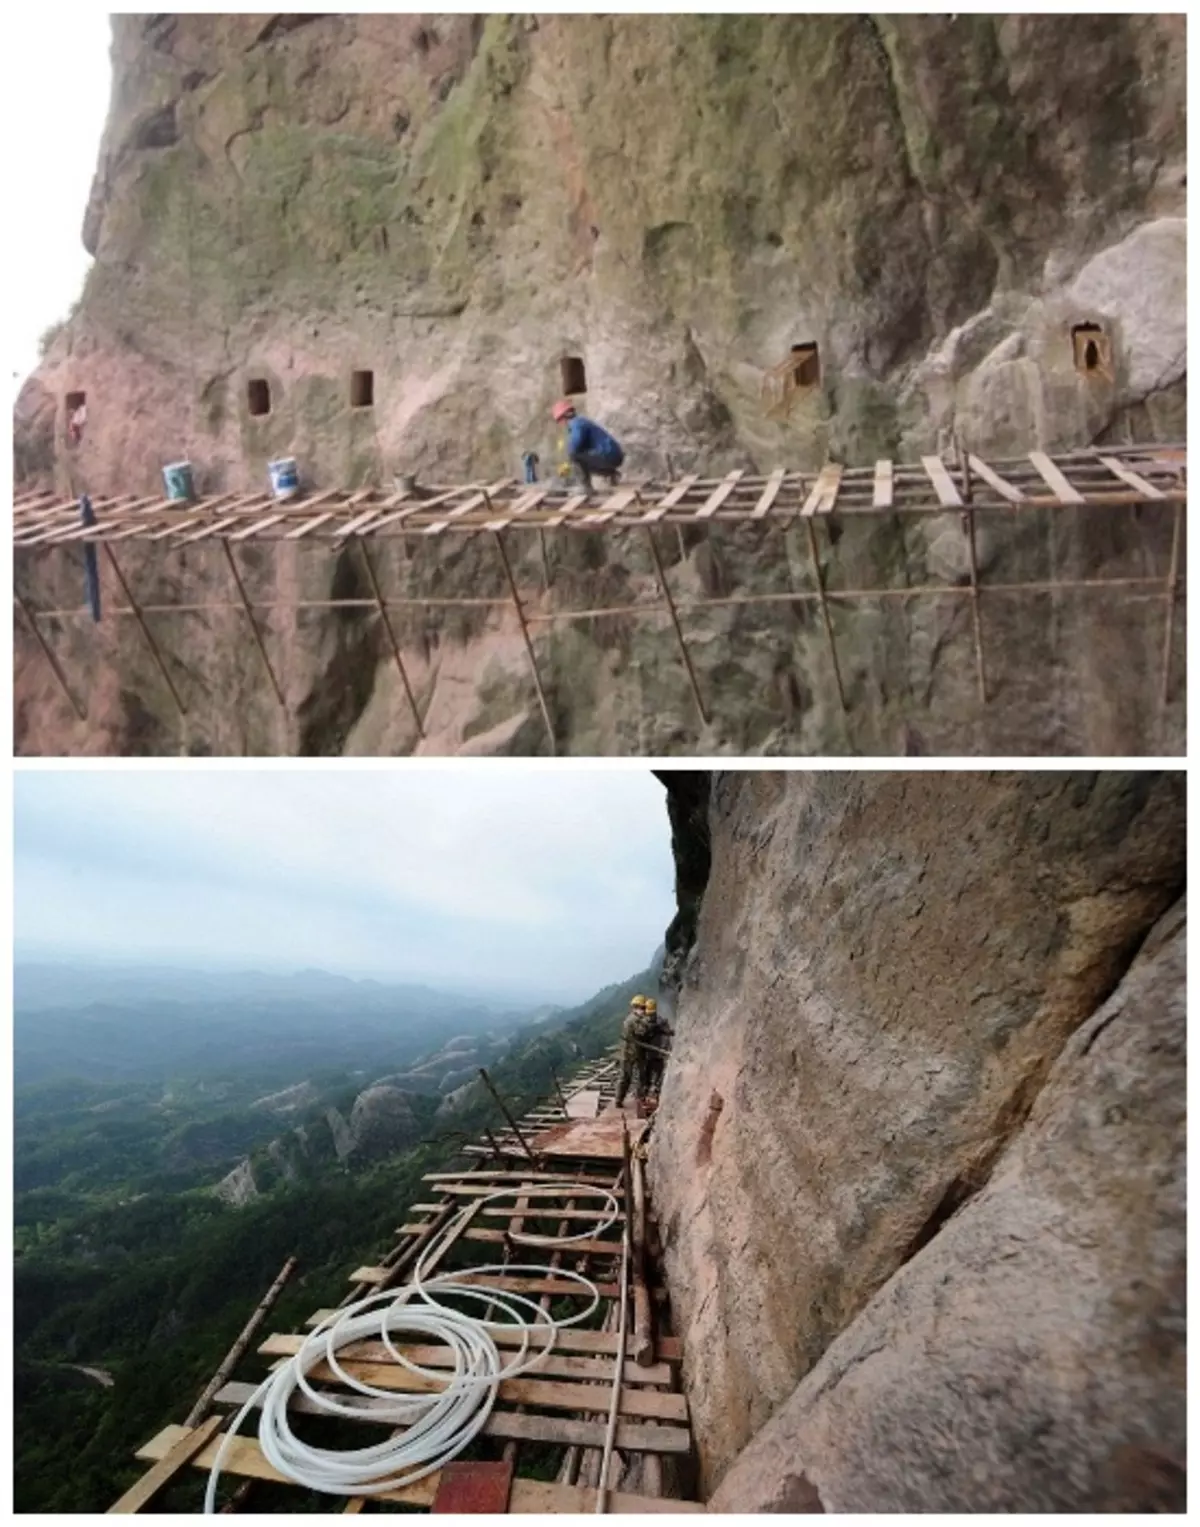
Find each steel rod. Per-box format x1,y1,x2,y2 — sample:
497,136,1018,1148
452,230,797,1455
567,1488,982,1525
804,517,849,713
221,539,287,714
958,442,988,704
478,1068,538,1162
101,546,188,718
1160,499,1183,712
14,592,86,720
645,527,709,726
357,539,426,740
495,531,556,755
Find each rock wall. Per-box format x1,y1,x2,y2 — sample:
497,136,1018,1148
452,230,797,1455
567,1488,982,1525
14,15,1186,755
649,771,1185,1509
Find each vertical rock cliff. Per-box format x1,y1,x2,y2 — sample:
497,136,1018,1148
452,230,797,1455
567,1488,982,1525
650,771,1184,1510
14,16,1186,755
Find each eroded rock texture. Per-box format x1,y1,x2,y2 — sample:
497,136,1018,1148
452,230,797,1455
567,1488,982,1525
14,15,1186,755
649,772,1184,1509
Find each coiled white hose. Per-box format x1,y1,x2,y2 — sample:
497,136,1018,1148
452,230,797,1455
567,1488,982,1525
203,1181,620,1510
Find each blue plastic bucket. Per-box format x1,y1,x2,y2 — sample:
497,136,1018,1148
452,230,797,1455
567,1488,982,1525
162,460,195,503
268,457,299,501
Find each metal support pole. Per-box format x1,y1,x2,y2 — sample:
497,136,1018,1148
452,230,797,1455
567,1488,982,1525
478,1068,537,1162
645,527,709,726
102,545,188,718
221,540,287,714
357,539,426,740
538,527,553,589
550,1067,570,1116
1160,499,1183,711
803,518,849,712
494,531,556,755
957,443,988,704
14,593,86,720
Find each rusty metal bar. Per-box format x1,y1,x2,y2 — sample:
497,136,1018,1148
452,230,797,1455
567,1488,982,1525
14,592,86,720
803,518,849,713
494,531,556,755
357,539,426,740
1160,499,1183,711
958,442,988,704
221,540,287,714
645,527,709,726
183,1256,297,1427
101,546,188,718
478,1068,538,1162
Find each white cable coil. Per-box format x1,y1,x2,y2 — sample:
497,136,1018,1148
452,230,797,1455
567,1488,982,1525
204,1182,621,1510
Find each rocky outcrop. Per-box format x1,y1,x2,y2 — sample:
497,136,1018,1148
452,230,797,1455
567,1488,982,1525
252,1079,318,1113
347,1083,419,1157
324,1105,354,1162
650,771,1185,1509
13,14,1186,757
213,1157,259,1206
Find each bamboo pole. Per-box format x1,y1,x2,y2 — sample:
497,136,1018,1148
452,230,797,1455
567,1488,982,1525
183,1256,297,1427
645,527,709,726
14,592,86,719
957,442,988,704
495,531,556,755
803,518,849,712
478,1068,538,1162
221,540,287,714
357,538,426,740
101,546,188,718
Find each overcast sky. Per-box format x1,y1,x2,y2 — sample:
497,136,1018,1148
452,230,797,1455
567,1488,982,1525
7,11,111,402
14,768,677,1004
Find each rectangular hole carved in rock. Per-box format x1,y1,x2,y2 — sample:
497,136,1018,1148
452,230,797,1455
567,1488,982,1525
247,378,271,417
790,342,820,388
351,370,375,408
65,390,87,443
1071,323,1111,377
560,355,587,396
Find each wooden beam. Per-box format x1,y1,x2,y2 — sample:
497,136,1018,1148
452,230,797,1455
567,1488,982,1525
494,533,556,755
966,454,1024,503
921,454,963,508
357,539,426,741
108,1414,224,1513
750,468,787,520
872,458,894,510
695,469,745,519
221,541,287,715
1097,454,1167,500
645,528,709,727
639,474,700,524
183,1256,296,1428
801,462,843,517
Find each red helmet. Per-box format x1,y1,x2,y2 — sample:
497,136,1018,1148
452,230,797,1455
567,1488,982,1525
552,400,575,423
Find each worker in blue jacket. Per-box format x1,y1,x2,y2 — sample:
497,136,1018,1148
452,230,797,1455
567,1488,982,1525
552,399,625,491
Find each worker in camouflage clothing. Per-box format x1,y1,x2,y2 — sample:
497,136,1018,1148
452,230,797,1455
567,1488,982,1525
615,996,672,1108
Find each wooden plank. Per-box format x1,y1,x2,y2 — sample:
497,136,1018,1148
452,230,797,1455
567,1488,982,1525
579,486,641,527
1097,455,1167,500
423,479,513,536
800,463,843,517
920,454,963,508
695,469,745,519
565,1088,602,1119
108,1414,224,1513
302,1309,683,1362
133,1427,701,1512
750,467,787,520
483,487,553,533
639,474,701,524
284,511,339,540
1027,451,1085,504
258,1333,672,1387
423,1169,621,1186
540,492,591,528
270,1353,689,1421
394,1224,621,1257
349,1266,620,1299
873,458,894,510
967,454,1025,503
215,1380,690,1452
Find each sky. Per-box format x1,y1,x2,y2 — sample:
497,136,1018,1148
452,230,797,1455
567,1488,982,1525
6,11,112,401
13,767,677,1004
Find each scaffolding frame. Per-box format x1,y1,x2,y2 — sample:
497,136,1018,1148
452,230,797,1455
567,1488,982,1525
14,444,1186,753
115,1055,700,1514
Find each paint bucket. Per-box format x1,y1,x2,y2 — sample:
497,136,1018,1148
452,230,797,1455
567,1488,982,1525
268,457,300,501
162,460,195,503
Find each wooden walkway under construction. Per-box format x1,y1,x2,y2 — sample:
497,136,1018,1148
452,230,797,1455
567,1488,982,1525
114,1055,701,1514
14,442,1186,749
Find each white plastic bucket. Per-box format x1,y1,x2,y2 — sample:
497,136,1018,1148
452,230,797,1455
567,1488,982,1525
268,457,299,501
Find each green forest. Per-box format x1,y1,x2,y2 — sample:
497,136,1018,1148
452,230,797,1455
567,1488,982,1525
14,964,651,1512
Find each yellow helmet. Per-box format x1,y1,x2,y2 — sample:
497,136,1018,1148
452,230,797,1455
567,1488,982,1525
644,999,657,1015
631,995,647,1009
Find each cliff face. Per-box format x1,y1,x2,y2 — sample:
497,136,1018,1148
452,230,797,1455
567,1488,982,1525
15,15,1186,756
650,771,1185,1510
